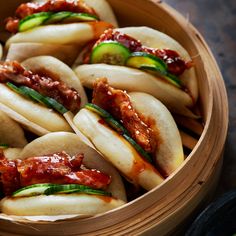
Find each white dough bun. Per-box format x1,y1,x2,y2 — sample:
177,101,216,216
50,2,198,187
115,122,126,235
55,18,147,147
1,132,127,216
74,26,198,117
73,93,184,189
1,194,125,216
0,56,88,135
0,110,27,148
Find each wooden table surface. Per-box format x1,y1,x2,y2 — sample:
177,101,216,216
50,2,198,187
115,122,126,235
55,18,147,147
165,0,236,230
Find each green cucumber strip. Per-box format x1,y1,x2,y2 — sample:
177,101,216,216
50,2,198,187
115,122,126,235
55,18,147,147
123,134,153,164
20,86,51,106
85,103,129,135
140,66,181,88
44,184,111,196
44,11,72,24
7,82,67,114
104,117,129,136
85,103,152,163
19,12,53,32
45,97,68,114
12,183,111,197
62,12,98,23
126,52,167,73
6,82,31,98
0,144,9,149
85,103,111,118
164,73,182,87
20,86,68,114
90,41,131,66
12,183,56,197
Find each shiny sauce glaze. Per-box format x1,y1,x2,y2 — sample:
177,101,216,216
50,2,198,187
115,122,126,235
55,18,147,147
5,0,99,33
0,61,81,113
96,118,161,184
0,151,111,196
92,78,156,154
93,29,193,76
96,195,113,203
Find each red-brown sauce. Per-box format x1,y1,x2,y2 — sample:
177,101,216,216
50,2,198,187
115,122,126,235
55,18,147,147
96,195,113,203
0,151,111,196
5,0,99,33
94,29,192,76
0,61,81,113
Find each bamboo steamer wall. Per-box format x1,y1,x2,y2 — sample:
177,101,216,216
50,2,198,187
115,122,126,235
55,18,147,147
0,0,228,235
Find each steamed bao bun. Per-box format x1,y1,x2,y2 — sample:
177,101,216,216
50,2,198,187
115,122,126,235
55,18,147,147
74,26,198,118
6,0,118,63
73,92,184,191
0,56,87,136
1,132,126,216
0,110,28,160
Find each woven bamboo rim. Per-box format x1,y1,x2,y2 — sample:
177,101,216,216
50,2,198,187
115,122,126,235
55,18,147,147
0,0,228,235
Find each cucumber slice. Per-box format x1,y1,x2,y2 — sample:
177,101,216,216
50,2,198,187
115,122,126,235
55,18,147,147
164,73,181,87
12,183,111,197
20,86,51,106
123,134,153,164
0,144,9,149
6,82,67,114
126,52,167,74
12,184,56,197
19,86,68,114
85,103,129,135
85,103,152,163
141,66,181,88
6,82,31,99
90,41,131,66
44,184,111,196
62,13,98,23
45,97,68,114
44,11,72,24
19,12,52,32
85,103,111,118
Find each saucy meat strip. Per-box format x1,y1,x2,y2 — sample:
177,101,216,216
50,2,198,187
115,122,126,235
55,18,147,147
0,61,81,113
0,151,111,196
0,150,21,196
92,29,192,76
92,78,156,154
6,0,99,33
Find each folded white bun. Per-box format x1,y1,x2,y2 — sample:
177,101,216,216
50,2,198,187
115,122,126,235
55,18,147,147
0,110,27,148
119,27,198,102
1,132,126,216
20,132,127,201
74,26,198,117
73,93,184,190
129,92,184,175
0,56,88,135
6,22,112,50
74,108,164,190
1,194,124,216
33,0,118,27
6,43,79,66
6,0,117,62
75,64,195,117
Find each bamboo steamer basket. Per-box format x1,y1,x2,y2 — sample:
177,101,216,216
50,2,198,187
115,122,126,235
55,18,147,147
0,0,228,235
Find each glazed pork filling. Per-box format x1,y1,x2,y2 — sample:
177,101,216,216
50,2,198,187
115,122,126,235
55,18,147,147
91,29,192,76
0,61,81,113
92,78,156,154
0,150,111,196
5,0,99,33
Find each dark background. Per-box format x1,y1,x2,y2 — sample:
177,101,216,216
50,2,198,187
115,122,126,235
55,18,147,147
165,0,236,230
